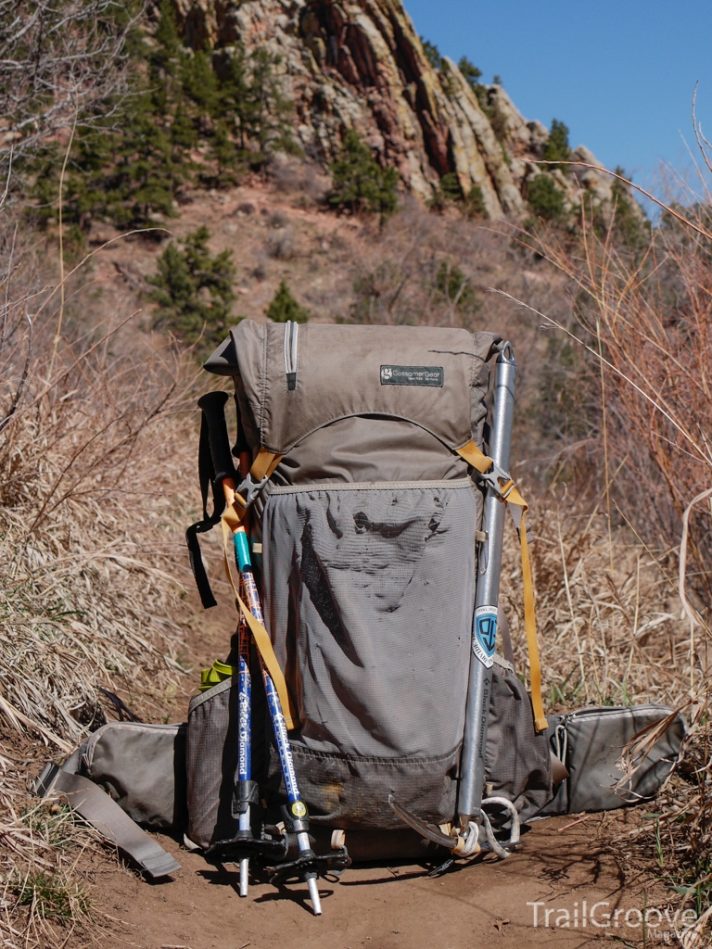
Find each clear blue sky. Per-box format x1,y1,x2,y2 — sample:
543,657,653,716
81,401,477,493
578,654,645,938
404,0,712,200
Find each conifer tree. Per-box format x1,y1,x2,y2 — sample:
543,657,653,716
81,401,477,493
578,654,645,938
266,280,310,323
149,227,236,347
328,130,398,218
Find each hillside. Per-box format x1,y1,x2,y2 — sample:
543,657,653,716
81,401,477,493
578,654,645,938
169,0,615,218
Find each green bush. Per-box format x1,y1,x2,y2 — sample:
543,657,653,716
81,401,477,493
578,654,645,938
527,175,566,221
457,56,482,90
328,130,398,218
429,173,487,219
463,184,487,219
148,227,236,348
433,260,480,314
458,55,489,111
429,172,463,212
266,279,310,323
421,38,445,71
610,168,650,250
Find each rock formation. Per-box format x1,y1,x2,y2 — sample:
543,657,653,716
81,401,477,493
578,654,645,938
170,0,615,219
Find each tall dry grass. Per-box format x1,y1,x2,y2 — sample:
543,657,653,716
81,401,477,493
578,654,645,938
0,216,200,945
499,164,712,941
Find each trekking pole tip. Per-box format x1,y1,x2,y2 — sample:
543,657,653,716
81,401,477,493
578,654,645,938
307,874,322,915
239,858,249,897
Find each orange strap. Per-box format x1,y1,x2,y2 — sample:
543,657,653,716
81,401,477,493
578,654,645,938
457,441,547,733
222,448,283,532
220,517,294,729
250,449,282,481
218,450,292,727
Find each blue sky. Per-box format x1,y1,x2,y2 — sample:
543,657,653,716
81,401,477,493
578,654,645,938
404,0,712,201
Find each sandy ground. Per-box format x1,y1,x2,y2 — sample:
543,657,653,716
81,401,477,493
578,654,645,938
87,812,661,949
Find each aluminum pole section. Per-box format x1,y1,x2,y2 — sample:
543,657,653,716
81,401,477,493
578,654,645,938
457,342,516,825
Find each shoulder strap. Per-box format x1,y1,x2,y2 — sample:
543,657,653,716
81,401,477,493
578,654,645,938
186,409,224,608
34,761,181,880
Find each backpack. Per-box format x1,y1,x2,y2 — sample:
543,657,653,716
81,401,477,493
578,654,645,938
186,321,549,878
34,320,685,912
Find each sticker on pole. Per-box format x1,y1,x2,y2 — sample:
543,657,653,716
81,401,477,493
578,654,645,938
473,607,497,668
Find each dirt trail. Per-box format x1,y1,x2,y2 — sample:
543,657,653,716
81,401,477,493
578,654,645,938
92,814,651,949
76,611,661,949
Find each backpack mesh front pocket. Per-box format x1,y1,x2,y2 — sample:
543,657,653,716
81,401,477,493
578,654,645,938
261,478,480,828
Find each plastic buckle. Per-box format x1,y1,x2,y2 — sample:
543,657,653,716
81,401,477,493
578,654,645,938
236,472,270,508
33,762,60,798
478,461,515,500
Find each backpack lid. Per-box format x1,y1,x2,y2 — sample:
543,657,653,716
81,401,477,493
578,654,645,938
205,320,501,454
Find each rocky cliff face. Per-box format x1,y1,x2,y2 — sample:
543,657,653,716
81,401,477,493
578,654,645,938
171,0,614,219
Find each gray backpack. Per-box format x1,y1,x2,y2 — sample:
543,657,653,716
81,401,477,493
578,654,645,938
189,322,548,848
36,321,685,907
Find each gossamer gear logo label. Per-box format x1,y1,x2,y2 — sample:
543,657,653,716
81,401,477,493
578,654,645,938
380,365,444,387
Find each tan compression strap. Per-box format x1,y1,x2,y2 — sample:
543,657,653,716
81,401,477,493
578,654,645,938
456,440,492,475
511,502,547,733
220,449,284,533
457,442,548,733
220,518,295,730
250,449,283,480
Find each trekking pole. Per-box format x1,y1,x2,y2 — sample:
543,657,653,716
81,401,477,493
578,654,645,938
233,528,322,915
197,392,323,916
234,608,252,897
197,393,255,897
457,343,519,846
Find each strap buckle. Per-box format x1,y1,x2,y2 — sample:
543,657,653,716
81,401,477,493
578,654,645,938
477,459,515,500
235,471,271,508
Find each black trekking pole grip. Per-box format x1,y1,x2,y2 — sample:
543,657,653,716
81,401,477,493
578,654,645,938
198,391,238,486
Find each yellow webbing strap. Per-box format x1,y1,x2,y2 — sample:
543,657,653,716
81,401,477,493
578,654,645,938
220,518,295,730
221,449,284,532
457,441,548,733
217,451,292,727
250,449,283,481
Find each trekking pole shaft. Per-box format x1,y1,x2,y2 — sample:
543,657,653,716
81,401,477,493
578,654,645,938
236,612,251,897
235,534,322,916
458,345,516,823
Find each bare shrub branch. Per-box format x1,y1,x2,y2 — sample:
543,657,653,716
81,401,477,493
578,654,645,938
0,0,132,167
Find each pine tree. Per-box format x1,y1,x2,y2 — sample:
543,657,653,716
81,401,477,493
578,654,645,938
149,227,236,348
543,119,571,168
328,130,398,218
266,280,310,323
241,49,295,168
527,175,566,222
457,56,482,90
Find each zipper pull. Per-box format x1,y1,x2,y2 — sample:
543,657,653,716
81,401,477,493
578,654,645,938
284,321,298,391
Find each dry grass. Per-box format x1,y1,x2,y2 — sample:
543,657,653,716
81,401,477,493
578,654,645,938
0,216,200,945
498,158,712,943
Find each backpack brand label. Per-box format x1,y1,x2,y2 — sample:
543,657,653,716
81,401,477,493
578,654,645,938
380,365,444,387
